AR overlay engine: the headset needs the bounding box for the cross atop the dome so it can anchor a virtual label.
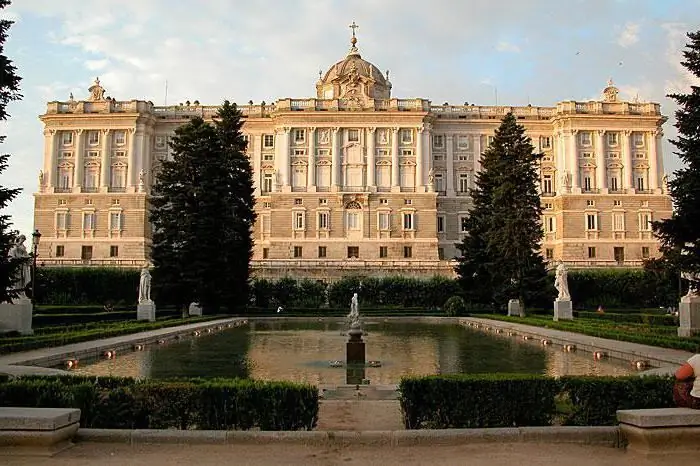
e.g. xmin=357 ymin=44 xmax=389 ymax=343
xmin=349 ymin=21 xmax=359 ymax=38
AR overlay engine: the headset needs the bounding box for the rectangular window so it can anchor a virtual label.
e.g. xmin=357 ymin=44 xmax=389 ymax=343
xmin=580 ymin=132 xmax=592 ymax=146
xmin=639 ymin=213 xmax=652 ymax=231
xmin=346 ymin=212 xmax=360 ymax=230
xmin=613 ymin=200 xmax=622 ymax=206
xmin=487 ymin=136 xmax=495 ymax=146
xmin=347 ymin=129 xmax=359 ymax=142
xmin=608 ymin=132 xmax=619 ymax=146
xmin=262 ymin=248 xmax=269 ymax=259
xmin=81 ymin=245 xmax=93 ymax=260
xmin=113 ymin=131 xmax=126 ymax=146
xmin=642 ymin=246 xmax=650 ymax=259
xmin=109 ymin=212 xmax=122 ymax=230
xmin=109 ymin=245 xmax=119 ymax=258
xmin=459 ymin=174 xmax=470 ymax=193
xmin=545 ymin=248 xmax=554 ymax=260
xmin=317 ymin=149 xmax=330 ymax=157
xmin=400 ymin=129 xmax=412 ymax=144
xmin=62 ymin=132 xmax=73 ymax=146
xmin=294 ymin=129 xmax=305 ymax=143
xmin=404 ymin=199 xmax=413 ymax=205
xmin=438 ymin=247 xmax=445 ymax=260
xmin=456 ymin=135 xmax=470 ymax=150
xmin=347 ymin=246 xmax=359 ymax=258
xmin=401 ymin=149 xmax=413 ymax=156
xmin=402 ymin=212 xmax=414 ymax=230
xmin=319 ymin=198 xmax=327 ymax=205
xmin=634 ymin=133 xmax=645 ymax=147
xmin=434 ymin=173 xmax=444 ymax=192
xmin=541 ymin=136 xmax=552 ymax=149
xmin=88 ymin=131 xmax=100 ymax=145
xmin=460 ymin=216 xmax=469 ymax=233
xmin=87 ymin=150 xmax=99 ymax=158
xmin=318 ymin=212 xmax=329 ymax=230
xmin=294 ymin=198 xmax=303 ymax=205
xmin=437 ymin=215 xmax=445 ymax=233
xmin=588 ymin=247 xmax=596 ymax=259
xmin=263 ymin=174 xmax=273 ymax=192
xmin=293 ymin=246 xmax=303 ymax=258
xmin=545 ymin=216 xmax=556 ymax=233
xmin=433 ymin=135 xmax=444 ymax=148
xmin=293 ymin=149 xmax=305 ymax=156
xmin=636 ymin=176 xmax=645 ymax=191
xmin=587 ymin=199 xmax=595 ymax=207
xmin=83 ymin=212 xmax=96 ymax=230
xmin=293 ymin=211 xmax=305 ymax=230
xmin=263 ymin=134 xmax=274 ymax=148
xmin=543 ymin=175 xmax=553 ymax=194
xmin=613 ymin=213 xmax=625 ymax=231
xmin=586 ymin=213 xmax=597 ymax=231
xmin=609 ymin=176 xmax=619 ymax=192
xmin=318 ymin=246 xmax=327 ymax=258
xmin=55 ymin=245 xmax=65 ymax=257
xmin=56 ymin=212 xmax=68 ymax=230
xmin=614 ymin=247 xmax=625 ymax=263
xmin=403 ymin=246 xmax=413 ymax=258
xmin=379 ymin=198 xmax=388 ymax=205
xmin=378 ymin=212 xmax=390 ymax=230
xmin=583 ymin=176 xmax=592 ymax=191
xmin=379 ymin=246 xmax=388 ymax=258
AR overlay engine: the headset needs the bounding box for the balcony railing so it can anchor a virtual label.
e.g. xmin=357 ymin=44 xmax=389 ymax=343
xmin=109 ymin=187 xmax=127 ymax=193
xmin=82 ymin=187 xmax=99 ymax=193
xmin=55 ymin=187 xmax=72 ymax=193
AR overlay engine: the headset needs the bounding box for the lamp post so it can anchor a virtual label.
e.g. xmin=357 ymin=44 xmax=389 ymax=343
xmin=31 ymin=229 xmax=41 ymax=302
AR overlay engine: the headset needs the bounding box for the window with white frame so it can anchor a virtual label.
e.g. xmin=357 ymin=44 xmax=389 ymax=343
xmin=639 ymin=212 xmax=652 ymax=231
xmin=293 ymin=149 xmax=305 ymax=156
xmin=460 ymin=216 xmax=469 ymax=233
xmin=58 ymin=168 xmax=72 ymax=189
xmin=347 ymin=129 xmax=359 ymax=142
xmin=110 ymin=165 xmax=126 ymax=188
xmin=84 ymin=169 xmax=99 ymax=190
xmin=113 ymin=131 xmax=126 ymax=146
xmin=487 ymin=135 xmax=495 ymax=146
xmin=263 ymin=154 xmax=274 ymax=162
xmin=459 ymin=173 xmax=470 ymax=193
xmin=433 ymin=135 xmax=444 ymax=148
xmin=109 ymin=212 xmax=122 ymax=231
xmin=263 ymin=173 xmax=273 ymax=192
xmin=319 ymin=198 xmax=327 ymax=205
xmin=83 ymin=212 xmax=96 ymax=230
xmin=61 ymin=131 xmax=73 ymax=146
xmin=56 ymin=212 xmax=68 ymax=230
xmin=613 ymin=212 xmax=625 ymax=231
xmin=580 ymin=132 xmax=592 ymax=146
xmin=543 ymin=174 xmax=554 ymax=194
xmin=585 ymin=213 xmax=598 ymax=231
xmin=379 ymin=198 xmax=388 ymax=205
xmin=263 ymin=134 xmax=275 ymax=148
xmin=609 ymin=171 xmax=620 ymax=191
xmin=544 ymin=216 xmax=556 ymax=233
xmin=317 ymin=148 xmax=330 ymax=157
xmin=541 ymin=136 xmax=552 ymax=149
xmin=636 ymin=173 xmax=646 ymax=191
xmin=87 ymin=150 xmax=99 ymax=158
xmin=635 ymin=152 xmax=646 ymax=159
xmin=583 ymin=174 xmax=593 ymax=192
xmin=293 ymin=129 xmax=305 ymax=143
xmin=402 ymin=212 xmax=415 ymax=230
xmin=317 ymin=211 xmax=329 ymax=230
xmin=401 ymin=149 xmax=413 ymax=156
xmin=608 ymin=132 xmax=619 ymax=146
xmin=293 ymin=211 xmax=305 ymax=230
xmin=587 ymin=199 xmax=595 ymax=207
xmin=437 ymin=215 xmax=445 ymax=233
xmin=292 ymin=167 xmax=305 ymax=188
xmin=633 ymin=132 xmax=645 ymax=147
xmin=378 ymin=212 xmax=391 ymax=230
xmin=88 ymin=131 xmax=100 ymax=146
xmin=346 ymin=211 xmax=361 ymax=230
xmin=376 ymin=165 xmax=390 ymax=187
xmin=400 ymin=129 xmax=413 ymax=144
xmin=457 ymin=135 xmax=470 ymax=150
xmin=434 ymin=173 xmax=444 ymax=192
xmin=613 ymin=199 xmax=622 ymax=207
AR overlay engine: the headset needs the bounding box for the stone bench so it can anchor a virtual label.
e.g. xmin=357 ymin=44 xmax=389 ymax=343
xmin=617 ymin=407 xmax=700 ymax=456
xmin=0 ymin=407 xmax=81 ymax=457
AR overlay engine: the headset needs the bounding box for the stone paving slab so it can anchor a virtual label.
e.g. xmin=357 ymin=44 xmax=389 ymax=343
xmin=0 ymin=318 xmax=243 ymax=369
xmin=464 ymin=317 xmax=692 ymax=368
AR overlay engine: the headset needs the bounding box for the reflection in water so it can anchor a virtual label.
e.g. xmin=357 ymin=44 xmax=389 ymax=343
xmin=72 ymin=321 xmax=633 ymax=382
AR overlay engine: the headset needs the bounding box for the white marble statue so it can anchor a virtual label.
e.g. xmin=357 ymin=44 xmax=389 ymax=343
xmin=138 ymin=266 xmax=152 ymax=304
xmin=682 ymin=271 xmax=700 ymax=298
xmin=348 ymin=292 xmax=360 ymax=327
xmin=554 ymin=262 xmax=571 ymax=301
xmin=7 ymin=235 xmax=31 ymax=299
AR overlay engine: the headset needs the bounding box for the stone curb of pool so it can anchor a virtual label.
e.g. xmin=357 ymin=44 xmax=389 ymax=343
xmin=75 ymin=425 xmax=621 ymax=447
xmin=460 ymin=317 xmax=691 ymax=370
xmin=0 ymin=318 xmax=248 ymax=373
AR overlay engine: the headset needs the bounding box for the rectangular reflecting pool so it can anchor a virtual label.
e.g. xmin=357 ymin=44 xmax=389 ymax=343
xmin=70 ymin=320 xmax=634 ymax=384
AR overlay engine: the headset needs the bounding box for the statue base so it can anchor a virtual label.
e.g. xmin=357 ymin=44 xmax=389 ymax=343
xmin=678 ymin=295 xmax=700 ymax=337
xmin=346 ymin=365 xmax=367 ymax=385
xmin=507 ymin=299 xmax=524 ymax=317
xmin=346 ymin=326 xmax=365 ymax=365
xmin=553 ymin=299 xmax=573 ymax=321
xmin=0 ymin=297 xmax=33 ymax=335
xmin=188 ymin=302 xmax=203 ymax=317
xmin=137 ymin=301 xmax=156 ymax=322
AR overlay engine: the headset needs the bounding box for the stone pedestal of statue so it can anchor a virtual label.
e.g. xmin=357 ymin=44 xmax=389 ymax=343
xmin=678 ymin=295 xmax=700 ymax=337
xmin=507 ymin=299 xmax=524 ymax=317
xmin=553 ymin=299 xmax=573 ymax=321
xmin=188 ymin=302 xmax=203 ymax=317
xmin=346 ymin=325 xmax=366 ymax=366
xmin=0 ymin=297 xmax=33 ymax=335
xmin=137 ymin=300 xmax=156 ymax=322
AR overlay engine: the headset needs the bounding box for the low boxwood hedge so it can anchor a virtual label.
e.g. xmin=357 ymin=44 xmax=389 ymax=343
xmin=0 ymin=376 xmax=318 ymax=431
xmin=399 ymin=374 xmax=674 ymax=429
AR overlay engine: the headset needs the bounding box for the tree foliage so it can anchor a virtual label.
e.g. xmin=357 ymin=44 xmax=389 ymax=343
xmin=149 ymin=101 xmax=255 ymax=313
xmin=455 ymin=113 xmax=549 ymax=309
xmin=653 ymin=30 xmax=700 ymax=276
xmin=0 ymin=0 xmax=24 ymax=303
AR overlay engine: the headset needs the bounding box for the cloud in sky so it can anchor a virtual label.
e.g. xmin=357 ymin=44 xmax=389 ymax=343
xmin=1 ymin=0 xmax=700 ymax=237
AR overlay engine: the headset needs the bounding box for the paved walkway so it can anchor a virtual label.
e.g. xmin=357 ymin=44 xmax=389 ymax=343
xmin=465 ymin=317 xmax=692 ymax=368
xmin=3 ymin=442 xmax=671 ymax=465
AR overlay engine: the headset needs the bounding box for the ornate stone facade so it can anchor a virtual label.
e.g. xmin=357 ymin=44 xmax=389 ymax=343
xmin=33 ymin=31 xmax=672 ymax=279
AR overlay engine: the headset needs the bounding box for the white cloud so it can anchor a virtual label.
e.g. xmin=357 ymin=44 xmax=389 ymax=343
xmin=84 ymin=59 xmax=109 ymax=71
xmin=496 ymin=41 xmax=521 ymax=53
xmin=617 ymin=22 xmax=640 ymax=48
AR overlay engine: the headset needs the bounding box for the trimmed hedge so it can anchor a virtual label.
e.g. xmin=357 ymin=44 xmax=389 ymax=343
xmin=0 ymin=376 xmax=318 ymax=431
xmin=32 ymin=309 xmax=182 ymax=327
xmin=398 ymin=374 xmax=674 ymax=429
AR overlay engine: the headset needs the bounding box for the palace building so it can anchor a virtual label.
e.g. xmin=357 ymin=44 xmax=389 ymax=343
xmin=33 ymin=29 xmax=673 ymax=279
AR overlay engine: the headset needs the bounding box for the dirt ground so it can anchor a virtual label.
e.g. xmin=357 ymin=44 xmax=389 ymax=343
xmin=4 ymin=442 xmax=673 ymax=466
xmin=317 ymin=400 xmax=403 ymax=430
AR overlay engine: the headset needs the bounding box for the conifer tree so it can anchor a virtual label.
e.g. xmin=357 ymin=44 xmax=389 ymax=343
xmin=455 ymin=113 xmax=548 ymax=309
xmin=653 ymin=30 xmax=700 ymax=278
xmin=0 ymin=0 xmax=24 ymax=303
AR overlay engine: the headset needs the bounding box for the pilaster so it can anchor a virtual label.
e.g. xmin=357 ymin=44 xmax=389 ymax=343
xmin=416 ymin=126 xmax=424 ymax=192
xmin=595 ymin=130 xmax=607 ymax=193
xmin=446 ymin=134 xmax=455 ymax=197
xmin=45 ymin=129 xmax=58 ymax=190
xmin=568 ymin=130 xmax=580 ymax=194
xmin=253 ymin=134 xmax=262 ymax=196
xmin=622 ymin=130 xmax=634 ymax=192
xmin=72 ymin=130 xmax=84 ymax=193
xmin=331 ymin=127 xmax=340 ymax=189
xmin=391 ymin=127 xmax=400 ymax=191
xmin=473 ymin=133 xmax=481 ymax=174
xmin=127 ymin=128 xmax=138 ymax=192
xmin=100 ymin=129 xmax=111 ymax=191
xmin=648 ymin=130 xmax=659 ymax=193
xmin=366 ymin=127 xmax=376 ymax=189
xmin=307 ymin=127 xmax=316 ymax=191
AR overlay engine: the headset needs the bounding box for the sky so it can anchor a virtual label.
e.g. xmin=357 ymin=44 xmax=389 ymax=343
xmin=1 ymin=0 xmax=700 ymax=238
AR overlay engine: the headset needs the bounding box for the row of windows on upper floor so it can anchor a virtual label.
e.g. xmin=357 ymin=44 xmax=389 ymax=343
xmin=52 ymin=244 xmax=121 ymax=259
xmin=542 ymin=170 xmax=651 ymax=194
xmin=59 ymin=130 xmax=128 ymax=147
xmin=54 ymin=210 xmax=124 ymax=231
xmin=544 ymin=246 xmax=651 ymax=262
xmin=542 ymin=211 xmax=653 ymax=234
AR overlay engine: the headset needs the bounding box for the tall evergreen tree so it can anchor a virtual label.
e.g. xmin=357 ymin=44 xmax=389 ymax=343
xmin=653 ymin=30 xmax=700 ymax=277
xmin=149 ymin=102 xmax=255 ymax=313
xmin=455 ymin=113 xmax=548 ymax=309
xmin=0 ymin=0 xmax=24 ymax=303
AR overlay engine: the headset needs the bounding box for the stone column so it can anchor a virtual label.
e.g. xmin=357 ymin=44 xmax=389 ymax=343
xmin=473 ymin=134 xmax=482 ymax=175
xmin=127 ymin=128 xmax=138 ymax=192
xmin=130 ymin=130 xmax=145 ymax=191
xmin=568 ymin=130 xmax=580 ymax=193
xmin=648 ymin=130 xmax=658 ymax=193
xmin=423 ymin=125 xmax=432 ymax=190
xmin=73 ymin=130 xmax=84 ymax=193
xmin=446 ymin=134 xmax=455 ymax=196
xmin=252 ymin=134 xmax=262 ymax=196
xmin=282 ymin=127 xmax=291 ymax=190
xmin=391 ymin=127 xmax=400 ymax=190
xmin=366 ymin=127 xmax=375 ymax=189
xmin=140 ymin=129 xmax=151 ymax=191
xmin=307 ymin=127 xmax=316 ymax=191
xmin=622 ymin=130 xmax=634 ymax=191
xmin=656 ymin=129 xmax=665 ymax=193
xmin=595 ymin=130 xmax=607 ymax=193
xmin=331 ymin=127 xmax=340 ymax=188
xmin=416 ymin=126 xmax=424 ymax=192
xmin=100 ymin=129 xmax=111 ymax=191
xmin=45 ymin=129 xmax=57 ymax=190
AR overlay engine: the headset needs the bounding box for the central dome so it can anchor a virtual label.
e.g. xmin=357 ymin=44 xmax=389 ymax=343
xmin=316 ymin=33 xmax=392 ymax=100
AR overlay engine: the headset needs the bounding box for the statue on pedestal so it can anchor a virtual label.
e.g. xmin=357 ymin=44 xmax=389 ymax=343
xmin=138 ymin=266 xmax=152 ymax=304
xmin=348 ymin=293 xmax=360 ymax=328
xmin=682 ymin=271 xmax=700 ymax=298
xmin=7 ymin=235 xmax=31 ymax=300
xmin=554 ymin=261 xmax=571 ymax=301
